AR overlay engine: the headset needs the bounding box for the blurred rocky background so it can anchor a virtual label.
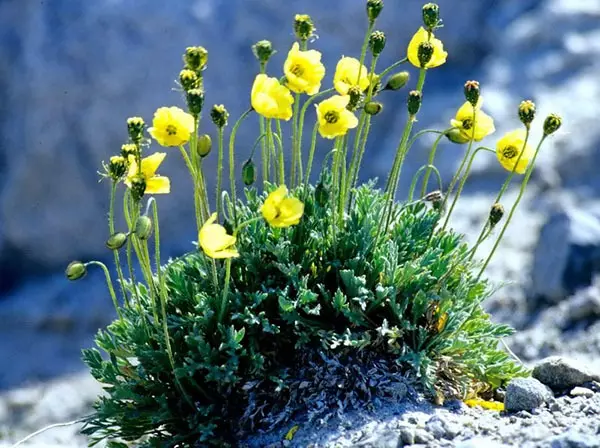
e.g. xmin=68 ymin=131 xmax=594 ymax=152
xmin=0 ymin=0 xmax=599 ymax=445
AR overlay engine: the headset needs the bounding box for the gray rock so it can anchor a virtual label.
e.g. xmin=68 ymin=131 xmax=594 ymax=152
xmin=549 ymin=430 xmax=600 ymax=448
xmin=570 ymin=387 xmax=595 ymax=398
xmin=454 ymin=438 xmax=511 ymax=448
xmin=533 ymin=357 xmax=600 ymax=391
xmin=425 ymin=415 xmax=459 ymax=440
xmin=505 ymin=377 xmax=553 ymax=412
xmin=413 ymin=429 xmax=433 ymax=445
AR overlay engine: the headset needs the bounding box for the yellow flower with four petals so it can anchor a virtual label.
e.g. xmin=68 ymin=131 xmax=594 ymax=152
xmin=283 ymin=42 xmax=326 ymax=95
xmin=261 ymin=185 xmax=304 ymax=228
xmin=315 ymin=95 xmax=359 ymax=139
xmin=407 ymin=27 xmax=447 ymax=69
xmin=333 ymin=57 xmax=370 ymax=95
xmin=449 ymin=98 xmax=495 ymax=143
xmin=148 ymin=107 xmax=195 ymax=147
xmin=496 ymin=129 xmax=534 ymax=174
xmin=251 ymin=74 xmax=295 ymax=121
xmin=199 ymin=213 xmax=239 ymax=259
xmin=125 ymin=152 xmax=171 ymax=195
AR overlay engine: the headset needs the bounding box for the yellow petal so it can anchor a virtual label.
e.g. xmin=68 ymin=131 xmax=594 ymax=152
xmin=140 ymin=152 xmax=167 ymax=178
xmin=145 ymin=175 xmax=171 ymax=194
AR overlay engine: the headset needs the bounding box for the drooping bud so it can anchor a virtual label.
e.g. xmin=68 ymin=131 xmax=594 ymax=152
xmin=294 ymin=14 xmax=315 ymax=41
xmin=106 ymin=232 xmax=128 ymax=250
xmin=197 ymin=134 xmax=212 ymax=158
xmin=364 ymin=101 xmax=383 ymax=116
xmin=242 ymin=159 xmax=257 ymax=186
xmin=66 ymin=261 xmax=87 ymax=281
xmin=366 ymin=0 xmax=384 ymax=22
xmin=186 ymin=88 xmax=205 ymax=117
xmin=179 ymin=69 xmax=199 ymax=91
xmin=368 ymin=31 xmax=386 ymax=57
xmin=518 ymin=100 xmax=536 ymax=128
xmin=422 ymin=3 xmax=440 ymax=30
xmin=543 ymin=114 xmax=562 ymax=136
xmin=183 ymin=46 xmax=208 ymax=72
xmin=315 ymin=181 xmax=329 ymax=207
xmin=108 ymin=156 xmax=128 ymax=180
xmin=489 ymin=203 xmax=505 ymax=228
xmin=424 ymin=190 xmax=444 ymax=213
xmin=407 ymin=90 xmax=422 ymax=117
xmin=121 ymin=143 xmax=138 ymax=159
xmin=135 ymin=215 xmax=153 ymax=240
xmin=446 ymin=128 xmax=470 ymax=145
xmin=384 ymin=71 xmax=410 ymax=91
xmin=347 ymin=86 xmax=363 ymax=111
xmin=252 ymin=40 xmax=275 ymax=65
xmin=130 ymin=174 xmax=146 ymax=202
xmin=127 ymin=117 xmax=145 ymax=143
xmin=211 ymin=104 xmax=229 ymax=128
xmin=464 ymin=80 xmax=480 ymax=107
xmin=418 ymin=42 xmax=434 ymax=68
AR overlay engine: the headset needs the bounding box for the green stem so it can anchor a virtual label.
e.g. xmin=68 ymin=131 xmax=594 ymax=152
xmin=178 ymin=145 xmax=202 ymax=232
xmin=216 ymin=127 xmax=225 ymax=218
xmin=275 ymin=119 xmax=285 ymax=184
xmin=357 ymin=21 xmax=375 ymax=83
xmin=303 ymin=123 xmax=320 ymax=197
xmin=229 ymin=108 xmax=253 ymax=224
xmin=408 ymin=164 xmax=443 ymax=201
xmin=379 ymin=57 xmax=408 ymax=80
xmin=420 ymin=129 xmax=452 ymax=198
xmin=291 ymin=94 xmax=301 ymax=187
xmin=219 ymin=259 xmax=232 ymax=323
xmin=109 ymin=182 xmax=128 ymax=305
xmin=297 ymin=88 xmax=335 ymax=155
xmin=87 ymin=261 xmax=123 ymax=321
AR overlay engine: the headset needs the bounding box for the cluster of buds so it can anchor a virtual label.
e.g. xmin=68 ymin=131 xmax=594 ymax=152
xmin=294 ymin=14 xmax=315 ymax=42
xmin=211 ymin=104 xmax=229 ymax=129
xmin=181 ymin=46 xmax=209 ymax=117
xmin=127 ymin=117 xmax=145 ymax=144
xmin=516 ymin=100 xmax=562 ymax=136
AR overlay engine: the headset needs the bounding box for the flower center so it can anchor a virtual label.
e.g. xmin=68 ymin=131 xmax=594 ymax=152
xmin=462 ymin=119 xmax=473 ymax=130
xmin=290 ymin=64 xmax=305 ymax=77
xmin=324 ymin=111 xmax=340 ymax=124
xmin=166 ymin=124 xmax=178 ymax=136
xmin=502 ymin=146 xmax=518 ymax=159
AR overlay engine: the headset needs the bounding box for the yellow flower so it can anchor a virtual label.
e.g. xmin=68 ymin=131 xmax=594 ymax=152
xmin=283 ymin=42 xmax=326 ymax=96
xmin=315 ymin=95 xmax=359 ymax=139
xmin=251 ymin=74 xmax=295 ymax=121
xmin=261 ymin=185 xmax=304 ymax=228
xmin=449 ymin=98 xmax=495 ymax=143
xmin=407 ymin=27 xmax=447 ymax=69
xmin=148 ymin=107 xmax=195 ymax=147
xmin=198 ymin=213 xmax=239 ymax=259
xmin=333 ymin=57 xmax=370 ymax=95
xmin=125 ymin=152 xmax=171 ymax=194
xmin=464 ymin=399 xmax=505 ymax=411
xmin=496 ymin=130 xmax=534 ymax=174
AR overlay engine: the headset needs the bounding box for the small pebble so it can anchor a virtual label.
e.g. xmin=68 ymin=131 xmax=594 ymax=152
xmin=570 ymin=387 xmax=594 ymax=398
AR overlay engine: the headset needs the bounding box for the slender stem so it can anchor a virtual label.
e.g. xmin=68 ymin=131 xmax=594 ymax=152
xmin=303 ymin=123 xmax=320 ymax=196
xmin=339 ymin=135 xmax=349 ymax=225
xmin=229 ymin=108 xmax=253 ymax=223
xmin=178 ymin=145 xmax=202 ymax=232
xmin=477 ymin=137 xmax=547 ymax=280
xmin=291 ymin=94 xmax=301 ymax=187
xmin=219 ymin=259 xmax=232 ymax=323
xmin=408 ymin=164 xmax=443 ymax=201
xmin=87 ymin=261 xmax=123 ymax=321
xmin=109 ymin=182 xmax=128 ymax=305
xmin=379 ymin=57 xmax=408 ymax=80
xmin=260 ymin=117 xmax=269 ymax=190
xmin=11 ymin=419 xmax=85 ymax=447
xmin=276 ymin=119 xmax=285 ymax=184
xmin=407 ymin=128 xmax=448 ymax=151
xmin=298 ymin=88 xmax=335 ymax=155
xmin=420 ymin=130 xmax=451 ymax=198
xmin=216 ymin=127 xmax=225 ymax=218
xmin=357 ymin=21 xmax=375 ymax=83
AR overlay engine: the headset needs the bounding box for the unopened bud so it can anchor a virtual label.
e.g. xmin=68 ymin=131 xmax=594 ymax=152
xmin=407 ymin=90 xmax=422 ymax=117
xmin=418 ymin=42 xmax=434 ymax=68
xmin=242 ymin=159 xmax=257 ymax=186
xmin=446 ymin=128 xmax=470 ymax=145
xmin=518 ymin=100 xmax=536 ymax=128
xmin=121 ymin=143 xmax=138 ymax=159
xmin=384 ymin=71 xmax=410 ymax=91
xmin=197 ymin=134 xmax=212 ymax=158
xmin=211 ymin=104 xmax=229 ymax=128
xmin=66 ymin=261 xmax=87 ymax=281
xmin=369 ymin=31 xmax=386 ymax=56
xmin=347 ymin=86 xmax=363 ymax=111
xmin=367 ymin=73 xmax=382 ymax=95
xmin=186 ymin=88 xmax=205 ymax=117
xmin=464 ymin=80 xmax=480 ymax=107
xmin=489 ymin=203 xmax=505 ymax=228
xmin=366 ymin=0 xmax=384 ymax=22
xmin=130 ymin=174 xmax=146 ymax=202
xmin=183 ymin=46 xmax=208 ymax=72
xmin=543 ymin=114 xmax=562 ymax=136
xmin=106 ymin=232 xmax=128 ymax=250
xmin=127 ymin=117 xmax=145 ymax=143
xmin=424 ymin=190 xmax=444 ymax=213
xmin=108 ymin=156 xmax=128 ymax=180
xmin=315 ymin=181 xmax=329 ymax=207
xmin=179 ymin=69 xmax=199 ymax=91
xmin=364 ymin=101 xmax=383 ymax=116
xmin=294 ymin=14 xmax=315 ymax=41
xmin=252 ymin=40 xmax=275 ymax=64
xmin=422 ymin=3 xmax=440 ymax=30
xmin=135 ymin=215 xmax=153 ymax=240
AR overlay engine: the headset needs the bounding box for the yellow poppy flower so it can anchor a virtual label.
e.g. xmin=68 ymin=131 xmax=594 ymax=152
xmin=148 ymin=107 xmax=195 ymax=147
xmin=283 ymin=42 xmax=326 ymax=96
xmin=496 ymin=130 xmax=534 ymax=174
xmin=333 ymin=57 xmax=370 ymax=95
xmin=407 ymin=27 xmax=447 ymax=69
xmin=464 ymin=399 xmax=505 ymax=411
xmin=198 ymin=213 xmax=239 ymax=259
xmin=261 ymin=185 xmax=304 ymax=228
xmin=125 ymin=152 xmax=170 ymax=194
xmin=315 ymin=95 xmax=359 ymax=139
xmin=251 ymin=74 xmax=294 ymax=121
xmin=449 ymin=98 xmax=495 ymax=143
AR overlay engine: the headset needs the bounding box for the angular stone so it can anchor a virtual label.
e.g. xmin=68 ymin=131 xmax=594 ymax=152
xmin=505 ymin=377 xmax=553 ymax=412
xmin=533 ymin=357 xmax=600 ymax=391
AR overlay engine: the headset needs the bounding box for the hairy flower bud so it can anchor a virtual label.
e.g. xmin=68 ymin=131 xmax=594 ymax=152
xmin=518 ymin=100 xmax=536 ymax=128
xmin=121 ymin=143 xmax=138 ymax=159
xmin=424 ymin=190 xmax=444 ymax=213
xmin=446 ymin=128 xmax=470 ymax=145
xmin=197 ymin=134 xmax=212 ymax=158
xmin=242 ymin=159 xmax=257 ymax=186
xmin=179 ymin=69 xmax=199 ymax=91
xmin=347 ymin=86 xmax=363 ymax=111
xmin=186 ymin=88 xmax=205 ymax=117
xmin=127 ymin=117 xmax=145 ymax=143
xmin=252 ymin=40 xmax=275 ymax=64
xmin=543 ymin=114 xmax=562 ymax=136
xmin=108 ymin=156 xmax=128 ymax=180
xmin=384 ymin=71 xmax=410 ymax=91
xmin=106 ymin=232 xmax=128 ymax=250
xmin=66 ymin=261 xmax=87 ymax=281
xmin=366 ymin=0 xmax=384 ymax=22
xmin=130 ymin=174 xmax=146 ymax=202
xmin=368 ymin=31 xmax=386 ymax=56
xmin=464 ymin=80 xmax=480 ymax=107
xmin=294 ymin=14 xmax=315 ymax=41
xmin=489 ymin=203 xmax=505 ymax=228
xmin=418 ymin=41 xmax=434 ymax=68
xmin=211 ymin=104 xmax=229 ymax=128
xmin=135 ymin=215 xmax=153 ymax=240
xmin=315 ymin=181 xmax=329 ymax=207
xmin=407 ymin=90 xmax=422 ymax=117
xmin=422 ymin=3 xmax=440 ymax=29
xmin=364 ymin=101 xmax=383 ymax=116
xmin=183 ymin=46 xmax=208 ymax=71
